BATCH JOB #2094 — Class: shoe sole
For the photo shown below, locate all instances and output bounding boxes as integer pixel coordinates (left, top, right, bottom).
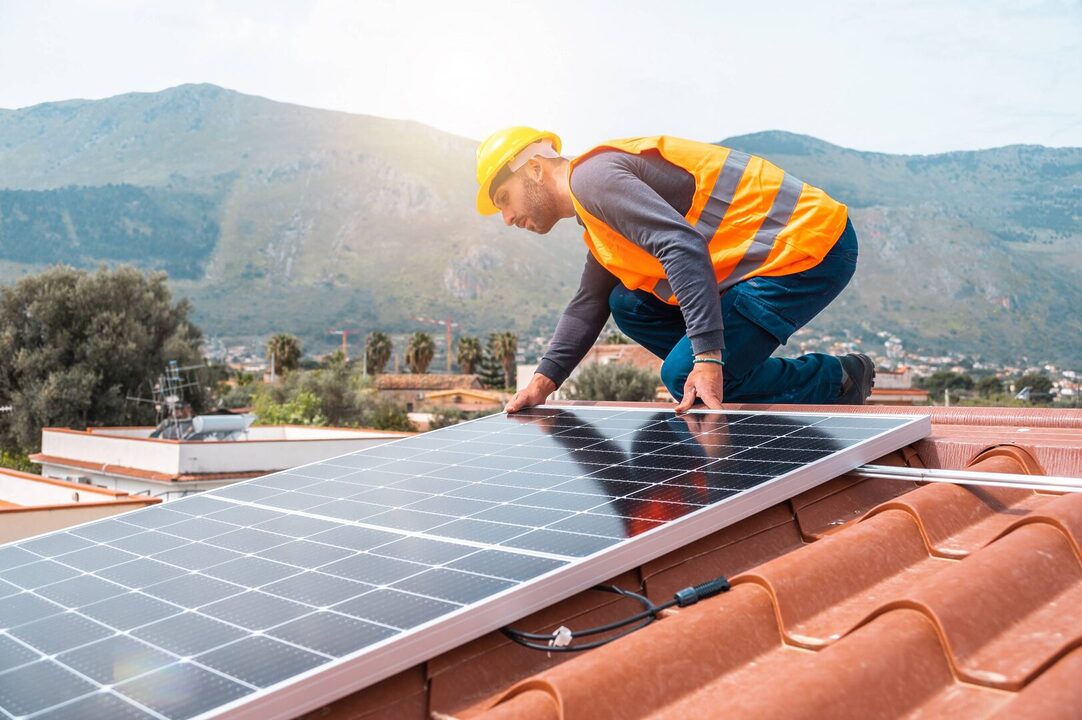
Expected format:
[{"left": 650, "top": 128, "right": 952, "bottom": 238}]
[
  {"left": 842, "top": 353, "right": 876, "bottom": 405},
  {"left": 854, "top": 353, "right": 875, "bottom": 404}
]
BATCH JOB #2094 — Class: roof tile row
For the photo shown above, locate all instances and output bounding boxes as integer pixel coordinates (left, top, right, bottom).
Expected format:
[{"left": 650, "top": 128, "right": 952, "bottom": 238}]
[{"left": 466, "top": 432, "right": 1082, "bottom": 720}]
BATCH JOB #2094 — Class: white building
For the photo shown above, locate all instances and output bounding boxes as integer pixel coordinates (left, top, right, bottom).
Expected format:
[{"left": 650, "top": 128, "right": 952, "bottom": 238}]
[
  {"left": 0, "top": 469, "right": 159, "bottom": 542},
  {"left": 31, "top": 424, "right": 411, "bottom": 501}
]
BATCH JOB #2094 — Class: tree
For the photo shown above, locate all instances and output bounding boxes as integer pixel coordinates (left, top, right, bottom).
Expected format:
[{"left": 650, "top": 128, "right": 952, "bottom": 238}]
[
  {"left": 0, "top": 266, "right": 203, "bottom": 451},
  {"left": 266, "top": 333, "right": 302, "bottom": 377},
  {"left": 919, "top": 370, "right": 974, "bottom": 400},
  {"left": 490, "top": 331, "right": 518, "bottom": 390},
  {"left": 1017, "top": 372, "right": 1055, "bottom": 405},
  {"left": 365, "top": 332, "right": 393, "bottom": 375},
  {"left": 252, "top": 364, "right": 415, "bottom": 431},
  {"left": 976, "top": 376, "right": 1003, "bottom": 398},
  {"left": 477, "top": 347, "right": 505, "bottom": 390},
  {"left": 405, "top": 332, "right": 436, "bottom": 374},
  {"left": 604, "top": 331, "right": 629, "bottom": 345},
  {"left": 253, "top": 390, "right": 326, "bottom": 426},
  {"left": 456, "top": 336, "right": 483, "bottom": 374},
  {"left": 565, "top": 363, "right": 658, "bottom": 402}
]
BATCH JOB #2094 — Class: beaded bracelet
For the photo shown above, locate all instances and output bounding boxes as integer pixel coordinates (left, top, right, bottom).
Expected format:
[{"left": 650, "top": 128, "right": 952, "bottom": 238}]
[{"left": 692, "top": 357, "right": 725, "bottom": 366}]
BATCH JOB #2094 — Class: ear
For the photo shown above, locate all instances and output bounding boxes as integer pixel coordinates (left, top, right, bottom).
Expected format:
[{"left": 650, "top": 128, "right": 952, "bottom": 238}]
[{"left": 526, "top": 157, "right": 545, "bottom": 184}]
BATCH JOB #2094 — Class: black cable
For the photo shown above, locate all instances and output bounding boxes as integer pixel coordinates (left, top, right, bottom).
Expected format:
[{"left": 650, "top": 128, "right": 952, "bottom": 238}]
[{"left": 501, "top": 575, "right": 729, "bottom": 652}]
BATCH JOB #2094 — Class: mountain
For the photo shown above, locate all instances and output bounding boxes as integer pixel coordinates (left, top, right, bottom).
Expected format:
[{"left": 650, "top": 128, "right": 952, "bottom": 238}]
[
  {"left": 0, "top": 85, "right": 1078, "bottom": 365},
  {"left": 721, "top": 131, "right": 1081, "bottom": 365}
]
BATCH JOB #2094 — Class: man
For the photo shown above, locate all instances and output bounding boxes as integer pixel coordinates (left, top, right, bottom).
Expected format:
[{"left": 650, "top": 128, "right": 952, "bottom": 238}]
[{"left": 475, "top": 127, "right": 874, "bottom": 414}]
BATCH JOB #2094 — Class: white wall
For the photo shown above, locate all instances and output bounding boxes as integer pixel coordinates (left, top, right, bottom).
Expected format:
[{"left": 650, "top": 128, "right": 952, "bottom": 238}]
[{"left": 39, "top": 428, "right": 407, "bottom": 476}]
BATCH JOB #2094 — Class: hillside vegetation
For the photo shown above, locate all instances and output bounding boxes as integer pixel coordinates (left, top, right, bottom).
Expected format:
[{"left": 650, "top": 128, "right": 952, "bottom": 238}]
[{"left": 0, "top": 84, "right": 1078, "bottom": 364}]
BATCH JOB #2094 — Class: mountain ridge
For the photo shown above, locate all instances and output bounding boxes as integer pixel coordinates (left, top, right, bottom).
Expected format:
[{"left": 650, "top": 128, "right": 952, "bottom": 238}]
[{"left": 0, "top": 84, "right": 1078, "bottom": 365}]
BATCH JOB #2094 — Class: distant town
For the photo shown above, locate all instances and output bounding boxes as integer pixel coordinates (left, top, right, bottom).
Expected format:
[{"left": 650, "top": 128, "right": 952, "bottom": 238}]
[{"left": 205, "top": 322, "right": 1078, "bottom": 409}]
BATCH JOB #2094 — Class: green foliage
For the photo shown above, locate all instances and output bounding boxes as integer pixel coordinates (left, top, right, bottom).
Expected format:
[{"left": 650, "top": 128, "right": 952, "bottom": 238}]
[
  {"left": 0, "top": 450, "right": 38, "bottom": 474},
  {"left": 918, "top": 371, "right": 975, "bottom": 399},
  {"left": 405, "top": 332, "right": 435, "bottom": 374},
  {"left": 0, "top": 185, "right": 219, "bottom": 278},
  {"left": 1017, "top": 372, "right": 1055, "bottom": 404},
  {"left": 266, "top": 334, "right": 302, "bottom": 376},
  {"left": 251, "top": 364, "right": 415, "bottom": 432},
  {"left": 360, "top": 398, "right": 416, "bottom": 432},
  {"left": 216, "top": 382, "right": 257, "bottom": 410},
  {"left": 253, "top": 390, "right": 326, "bottom": 426},
  {"left": 489, "top": 332, "right": 518, "bottom": 391},
  {"left": 565, "top": 363, "right": 658, "bottom": 402},
  {"left": 456, "top": 336, "right": 482, "bottom": 374},
  {"left": 604, "top": 331, "right": 629, "bottom": 345},
  {"left": 0, "top": 265, "right": 204, "bottom": 452},
  {"left": 477, "top": 346, "right": 505, "bottom": 390},
  {"left": 976, "top": 376, "right": 1003, "bottom": 397},
  {"left": 366, "top": 332, "right": 392, "bottom": 375}
]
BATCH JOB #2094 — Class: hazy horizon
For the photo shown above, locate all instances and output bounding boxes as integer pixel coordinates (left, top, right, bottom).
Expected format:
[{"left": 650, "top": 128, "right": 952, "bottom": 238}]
[{"left": 1, "top": 0, "right": 1079, "bottom": 155}]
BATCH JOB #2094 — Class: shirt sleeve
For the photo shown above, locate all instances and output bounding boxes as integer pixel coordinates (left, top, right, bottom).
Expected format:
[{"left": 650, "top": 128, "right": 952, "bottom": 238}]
[
  {"left": 536, "top": 252, "right": 619, "bottom": 386},
  {"left": 569, "top": 151, "right": 726, "bottom": 354}
]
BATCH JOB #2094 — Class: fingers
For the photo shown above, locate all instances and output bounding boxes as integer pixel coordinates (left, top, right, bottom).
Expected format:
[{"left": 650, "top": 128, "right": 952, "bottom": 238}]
[
  {"left": 504, "top": 392, "right": 525, "bottom": 414},
  {"left": 699, "top": 389, "right": 723, "bottom": 409},
  {"left": 674, "top": 384, "right": 696, "bottom": 414}
]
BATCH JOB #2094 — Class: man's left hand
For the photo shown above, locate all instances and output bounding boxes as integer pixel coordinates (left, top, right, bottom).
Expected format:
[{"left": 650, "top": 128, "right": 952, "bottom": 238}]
[{"left": 675, "top": 356, "right": 724, "bottom": 414}]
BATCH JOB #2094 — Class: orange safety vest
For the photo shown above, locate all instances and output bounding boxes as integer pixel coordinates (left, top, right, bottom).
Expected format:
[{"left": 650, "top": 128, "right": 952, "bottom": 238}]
[{"left": 568, "top": 136, "right": 848, "bottom": 304}]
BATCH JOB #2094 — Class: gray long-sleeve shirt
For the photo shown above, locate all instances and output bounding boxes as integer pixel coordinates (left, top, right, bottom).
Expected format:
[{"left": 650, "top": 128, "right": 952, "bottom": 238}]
[{"left": 536, "top": 149, "right": 726, "bottom": 386}]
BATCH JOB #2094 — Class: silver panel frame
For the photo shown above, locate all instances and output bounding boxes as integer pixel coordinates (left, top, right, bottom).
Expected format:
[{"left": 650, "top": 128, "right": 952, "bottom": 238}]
[{"left": 194, "top": 407, "right": 929, "bottom": 720}]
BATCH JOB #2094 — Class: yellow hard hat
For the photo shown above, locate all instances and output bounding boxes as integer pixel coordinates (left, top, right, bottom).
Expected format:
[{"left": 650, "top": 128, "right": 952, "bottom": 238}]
[{"left": 475, "top": 126, "right": 562, "bottom": 215}]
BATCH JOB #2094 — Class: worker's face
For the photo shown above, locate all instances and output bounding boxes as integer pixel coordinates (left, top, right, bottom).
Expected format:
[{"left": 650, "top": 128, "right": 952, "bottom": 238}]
[{"left": 492, "top": 162, "right": 560, "bottom": 234}]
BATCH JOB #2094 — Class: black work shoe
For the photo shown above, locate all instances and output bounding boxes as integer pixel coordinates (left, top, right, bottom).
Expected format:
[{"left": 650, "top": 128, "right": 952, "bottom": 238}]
[{"left": 838, "top": 353, "right": 875, "bottom": 405}]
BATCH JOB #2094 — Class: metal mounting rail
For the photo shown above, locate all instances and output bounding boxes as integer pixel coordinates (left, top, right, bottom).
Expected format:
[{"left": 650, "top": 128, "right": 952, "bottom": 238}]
[{"left": 853, "top": 464, "right": 1082, "bottom": 494}]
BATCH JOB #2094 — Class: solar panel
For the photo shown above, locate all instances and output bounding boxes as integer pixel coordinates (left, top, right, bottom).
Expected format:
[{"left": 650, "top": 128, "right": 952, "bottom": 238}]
[{"left": 0, "top": 406, "right": 928, "bottom": 719}]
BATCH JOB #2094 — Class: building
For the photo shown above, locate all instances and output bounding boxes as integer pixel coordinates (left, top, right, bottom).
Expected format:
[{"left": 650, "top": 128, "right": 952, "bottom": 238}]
[
  {"left": 293, "top": 402, "right": 1082, "bottom": 719},
  {"left": 30, "top": 424, "right": 410, "bottom": 501},
  {"left": 375, "top": 374, "right": 483, "bottom": 411},
  {"left": 579, "top": 343, "right": 664, "bottom": 374},
  {"left": 0, "top": 469, "right": 158, "bottom": 542},
  {"left": 422, "top": 388, "right": 507, "bottom": 412},
  {"left": 868, "top": 366, "right": 931, "bottom": 405}
]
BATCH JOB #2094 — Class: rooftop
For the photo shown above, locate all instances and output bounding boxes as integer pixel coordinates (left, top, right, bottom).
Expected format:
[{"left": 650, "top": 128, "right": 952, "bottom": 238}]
[
  {"left": 302, "top": 402, "right": 1082, "bottom": 720},
  {"left": 0, "top": 469, "right": 159, "bottom": 542},
  {"left": 30, "top": 424, "right": 411, "bottom": 497},
  {"left": 375, "top": 374, "right": 483, "bottom": 391}
]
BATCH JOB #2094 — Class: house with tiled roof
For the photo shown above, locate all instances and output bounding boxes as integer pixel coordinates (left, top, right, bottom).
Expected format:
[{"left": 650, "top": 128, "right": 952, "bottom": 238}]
[
  {"left": 375, "top": 374, "right": 483, "bottom": 411},
  {"left": 296, "top": 402, "right": 1082, "bottom": 720}
]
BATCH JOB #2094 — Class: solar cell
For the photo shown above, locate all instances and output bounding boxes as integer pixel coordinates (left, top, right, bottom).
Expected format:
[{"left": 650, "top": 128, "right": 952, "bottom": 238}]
[{"left": 0, "top": 406, "right": 927, "bottom": 719}]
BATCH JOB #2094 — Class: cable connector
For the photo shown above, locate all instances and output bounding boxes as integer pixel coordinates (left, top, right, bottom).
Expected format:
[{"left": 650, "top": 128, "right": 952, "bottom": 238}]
[
  {"left": 673, "top": 576, "right": 730, "bottom": 607},
  {"left": 548, "top": 626, "right": 573, "bottom": 649}
]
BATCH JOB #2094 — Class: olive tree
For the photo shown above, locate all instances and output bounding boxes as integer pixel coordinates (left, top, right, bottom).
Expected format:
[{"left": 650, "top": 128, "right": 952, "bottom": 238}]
[{"left": 0, "top": 266, "right": 204, "bottom": 451}]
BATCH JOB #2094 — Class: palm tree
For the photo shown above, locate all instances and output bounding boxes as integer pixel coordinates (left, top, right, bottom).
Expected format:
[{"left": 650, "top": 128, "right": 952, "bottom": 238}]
[
  {"left": 456, "top": 336, "right": 483, "bottom": 374},
  {"left": 365, "top": 332, "right": 393, "bottom": 375},
  {"left": 489, "top": 331, "right": 519, "bottom": 390},
  {"left": 266, "top": 334, "right": 302, "bottom": 377},
  {"left": 405, "top": 332, "right": 436, "bottom": 374}
]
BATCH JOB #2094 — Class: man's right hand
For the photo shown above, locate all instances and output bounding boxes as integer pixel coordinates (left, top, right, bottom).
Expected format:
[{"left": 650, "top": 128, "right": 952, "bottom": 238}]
[{"left": 505, "top": 373, "right": 557, "bottom": 413}]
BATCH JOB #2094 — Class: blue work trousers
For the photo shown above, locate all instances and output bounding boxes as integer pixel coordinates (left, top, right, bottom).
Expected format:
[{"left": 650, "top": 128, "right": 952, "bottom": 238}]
[{"left": 609, "top": 219, "right": 859, "bottom": 404}]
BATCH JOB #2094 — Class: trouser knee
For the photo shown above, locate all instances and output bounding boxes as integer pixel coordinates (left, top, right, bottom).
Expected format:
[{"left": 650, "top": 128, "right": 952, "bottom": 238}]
[{"left": 660, "top": 356, "right": 688, "bottom": 401}]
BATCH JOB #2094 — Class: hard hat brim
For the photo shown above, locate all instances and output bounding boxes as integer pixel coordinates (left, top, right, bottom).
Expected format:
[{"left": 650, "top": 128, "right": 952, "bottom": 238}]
[{"left": 476, "top": 180, "right": 500, "bottom": 216}]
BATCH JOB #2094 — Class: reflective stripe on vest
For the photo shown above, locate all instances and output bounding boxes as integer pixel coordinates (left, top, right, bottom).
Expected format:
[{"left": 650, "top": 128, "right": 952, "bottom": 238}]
[{"left": 569, "top": 137, "right": 848, "bottom": 305}]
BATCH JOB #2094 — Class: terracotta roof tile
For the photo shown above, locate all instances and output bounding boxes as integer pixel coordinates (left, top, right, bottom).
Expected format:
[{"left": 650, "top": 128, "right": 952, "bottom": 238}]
[
  {"left": 452, "top": 407, "right": 1082, "bottom": 720},
  {"left": 986, "top": 647, "right": 1082, "bottom": 720},
  {"left": 302, "top": 404, "right": 1081, "bottom": 719},
  {"left": 374, "top": 374, "right": 481, "bottom": 390}
]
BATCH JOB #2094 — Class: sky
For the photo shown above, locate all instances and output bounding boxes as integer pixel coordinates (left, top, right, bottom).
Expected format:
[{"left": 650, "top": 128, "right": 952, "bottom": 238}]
[{"left": 1, "top": 0, "right": 1079, "bottom": 155}]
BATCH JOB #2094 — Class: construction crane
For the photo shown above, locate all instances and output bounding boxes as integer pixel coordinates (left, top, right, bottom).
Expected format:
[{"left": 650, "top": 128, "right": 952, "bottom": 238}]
[
  {"left": 327, "top": 329, "right": 361, "bottom": 361},
  {"left": 415, "top": 316, "right": 459, "bottom": 372}
]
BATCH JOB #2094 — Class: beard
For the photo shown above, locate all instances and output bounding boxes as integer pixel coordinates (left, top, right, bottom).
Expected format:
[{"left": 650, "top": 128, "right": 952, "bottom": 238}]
[{"left": 521, "top": 174, "right": 560, "bottom": 234}]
